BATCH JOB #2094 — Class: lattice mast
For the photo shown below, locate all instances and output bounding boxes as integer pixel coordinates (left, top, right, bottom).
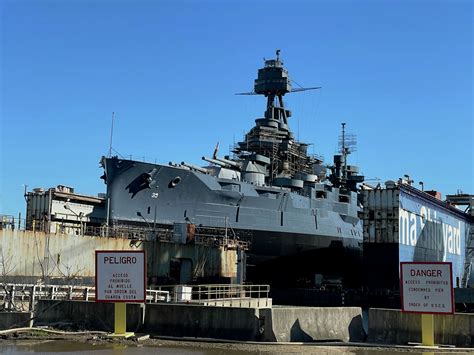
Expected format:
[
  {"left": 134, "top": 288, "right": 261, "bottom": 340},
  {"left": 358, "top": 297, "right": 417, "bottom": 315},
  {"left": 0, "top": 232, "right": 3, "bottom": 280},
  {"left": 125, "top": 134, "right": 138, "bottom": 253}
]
[{"left": 330, "top": 123, "right": 363, "bottom": 192}]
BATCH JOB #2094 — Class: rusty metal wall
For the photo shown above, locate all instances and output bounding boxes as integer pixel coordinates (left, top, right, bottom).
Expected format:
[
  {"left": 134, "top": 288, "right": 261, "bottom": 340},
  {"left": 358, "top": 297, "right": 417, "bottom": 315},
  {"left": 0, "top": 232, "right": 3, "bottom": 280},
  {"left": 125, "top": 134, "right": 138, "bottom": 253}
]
[
  {"left": 25, "top": 190, "right": 51, "bottom": 230},
  {"left": 0, "top": 230, "right": 236, "bottom": 282},
  {"left": 362, "top": 188, "right": 400, "bottom": 243}
]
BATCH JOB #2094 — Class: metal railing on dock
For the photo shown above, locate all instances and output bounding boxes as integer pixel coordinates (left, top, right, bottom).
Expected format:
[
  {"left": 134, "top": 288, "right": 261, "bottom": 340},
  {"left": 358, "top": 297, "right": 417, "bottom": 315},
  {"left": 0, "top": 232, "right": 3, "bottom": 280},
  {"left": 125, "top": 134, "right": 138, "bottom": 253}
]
[
  {"left": 1, "top": 283, "right": 270, "bottom": 312},
  {"left": 151, "top": 284, "right": 271, "bottom": 308},
  {"left": 0, "top": 284, "right": 169, "bottom": 312}
]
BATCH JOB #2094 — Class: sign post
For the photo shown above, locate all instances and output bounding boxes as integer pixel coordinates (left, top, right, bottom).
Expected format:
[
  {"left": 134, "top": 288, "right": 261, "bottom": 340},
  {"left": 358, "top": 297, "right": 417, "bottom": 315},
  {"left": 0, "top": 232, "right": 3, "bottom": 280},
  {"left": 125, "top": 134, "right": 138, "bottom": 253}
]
[
  {"left": 400, "top": 262, "right": 454, "bottom": 347},
  {"left": 96, "top": 250, "right": 146, "bottom": 338},
  {"left": 421, "top": 314, "right": 434, "bottom": 346}
]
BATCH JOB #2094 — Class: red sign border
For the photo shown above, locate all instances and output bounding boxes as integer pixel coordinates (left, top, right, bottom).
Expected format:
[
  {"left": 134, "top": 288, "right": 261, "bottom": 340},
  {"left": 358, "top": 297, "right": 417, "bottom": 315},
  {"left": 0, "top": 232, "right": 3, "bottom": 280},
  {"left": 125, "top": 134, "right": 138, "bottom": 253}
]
[
  {"left": 95, "top": 250, "right": 147, "bottom": 303},
  {"left": 400, "top": 261, "right": 454, "bottom": 315}
]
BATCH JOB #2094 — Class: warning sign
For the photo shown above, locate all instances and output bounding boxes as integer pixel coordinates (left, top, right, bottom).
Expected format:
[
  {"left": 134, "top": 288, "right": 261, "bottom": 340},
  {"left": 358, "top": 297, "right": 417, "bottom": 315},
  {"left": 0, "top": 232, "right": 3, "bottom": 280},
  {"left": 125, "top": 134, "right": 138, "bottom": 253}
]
[
  {"left": 95, "top": 251, "right": 146, "bottom": 303},
  {"left": 400, "top": 262, "right": 454, "bottom": 314}
]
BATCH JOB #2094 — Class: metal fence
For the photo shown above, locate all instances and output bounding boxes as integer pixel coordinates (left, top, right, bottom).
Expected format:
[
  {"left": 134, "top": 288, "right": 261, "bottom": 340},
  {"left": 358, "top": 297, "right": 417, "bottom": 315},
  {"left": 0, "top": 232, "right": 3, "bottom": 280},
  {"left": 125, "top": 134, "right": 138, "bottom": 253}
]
[
  {"left": 1, "top": 283, "right": 270, "bottom": 311},
  {"left": 0, "top": 284, "right": 169, "bottom": 312},
  {"left": 151, "top": 284, "right": 271, "bottom": 308},
  {"left": 0, "top": 219, "right": 250, "bottom": 250},
  {"left": 0, "top": 215, "right": 25, "bottom": 231},
  {"left": 83, "top": 225, "right": 173, "bottom": 240}
]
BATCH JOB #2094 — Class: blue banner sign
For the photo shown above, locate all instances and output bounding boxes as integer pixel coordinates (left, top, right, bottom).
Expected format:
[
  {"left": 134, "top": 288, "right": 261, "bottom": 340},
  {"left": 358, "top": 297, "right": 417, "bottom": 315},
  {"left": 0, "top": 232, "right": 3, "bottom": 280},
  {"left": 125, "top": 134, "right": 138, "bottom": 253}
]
[{"left": 398, "top": 190, "right": 469, "bottom": 282}]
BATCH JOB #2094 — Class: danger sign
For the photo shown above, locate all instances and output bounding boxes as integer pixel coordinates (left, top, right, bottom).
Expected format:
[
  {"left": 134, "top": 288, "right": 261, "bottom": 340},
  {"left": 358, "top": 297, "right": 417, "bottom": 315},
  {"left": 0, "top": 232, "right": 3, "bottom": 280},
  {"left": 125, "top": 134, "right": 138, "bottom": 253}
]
[
  {"left": 96, "top": 250, "right": 146, "bottom": 302},
  {"left": 400, "top": 262, "right": 454, "bottom": 314}
]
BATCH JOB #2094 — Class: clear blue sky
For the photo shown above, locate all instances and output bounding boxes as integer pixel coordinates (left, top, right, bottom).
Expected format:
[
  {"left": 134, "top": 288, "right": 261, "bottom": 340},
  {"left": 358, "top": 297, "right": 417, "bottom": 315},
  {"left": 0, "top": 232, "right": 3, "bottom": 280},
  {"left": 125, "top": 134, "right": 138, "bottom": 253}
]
[{"left": 1, "top": 0, "right": 472, "bottom": 217}]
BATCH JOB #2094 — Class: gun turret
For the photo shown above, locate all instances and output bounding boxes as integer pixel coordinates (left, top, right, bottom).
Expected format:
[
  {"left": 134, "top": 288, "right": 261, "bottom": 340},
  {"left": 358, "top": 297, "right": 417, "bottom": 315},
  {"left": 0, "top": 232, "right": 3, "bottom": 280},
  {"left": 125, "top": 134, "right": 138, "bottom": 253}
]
[
  {"left": 169, "top": 162, "right": 192, "bottom": 170},
  {"left": 180, "top": 162, "right": 208, "bottom": 174},
  {"left": 202, "top": 156, "right": 234, "bottom": 169},
  {"left": 213, "top": 157, "right": 241, "bottom": 169}
]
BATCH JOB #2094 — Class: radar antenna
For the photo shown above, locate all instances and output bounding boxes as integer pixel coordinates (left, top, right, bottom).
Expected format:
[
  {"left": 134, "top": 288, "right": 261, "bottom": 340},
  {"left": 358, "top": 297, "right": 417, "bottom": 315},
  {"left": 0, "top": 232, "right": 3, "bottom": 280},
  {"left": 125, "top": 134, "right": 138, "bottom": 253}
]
[
  {"left": 338, "top": 122, "right": 357, "bottom": 180},
  {"left": 108, "top": 112, "right": 115, "bottom": 158},
  {"left": 339, "top": 123, "right": 357, "bottom": 157},
  {"left": 329, "top": 123, "right": 363, "bottom": 192}
]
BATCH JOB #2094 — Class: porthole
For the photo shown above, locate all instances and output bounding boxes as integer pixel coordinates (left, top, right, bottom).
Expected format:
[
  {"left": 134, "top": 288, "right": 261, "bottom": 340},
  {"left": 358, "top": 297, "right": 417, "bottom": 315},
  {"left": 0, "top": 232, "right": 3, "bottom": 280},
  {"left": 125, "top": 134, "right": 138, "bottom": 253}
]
[{"left": 168, "top": 176, "right": 181, "bottom": 188}]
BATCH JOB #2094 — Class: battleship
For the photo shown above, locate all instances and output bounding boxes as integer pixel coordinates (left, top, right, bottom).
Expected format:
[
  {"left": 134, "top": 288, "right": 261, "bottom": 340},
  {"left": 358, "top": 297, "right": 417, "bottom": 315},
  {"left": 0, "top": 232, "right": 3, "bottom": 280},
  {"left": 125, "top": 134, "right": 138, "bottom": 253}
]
[{"left": 101, "top": 51, "right": 366, "bottom": 286}]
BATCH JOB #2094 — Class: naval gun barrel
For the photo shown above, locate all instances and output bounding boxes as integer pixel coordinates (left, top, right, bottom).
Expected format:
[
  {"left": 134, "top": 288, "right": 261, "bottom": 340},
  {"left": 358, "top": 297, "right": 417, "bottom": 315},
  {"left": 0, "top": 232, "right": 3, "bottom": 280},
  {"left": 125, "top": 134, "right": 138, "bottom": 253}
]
[
  {"left": 169, "top": 162, "right": 190, "bottom": 170},
  {"left": 180, "top": 162, "right": 208, "bottom": 174},
  {"left": 213, "top": 157, "right": 241, "bottom": 169},
  {"left": 202, "top": 156, "right": 233, "bottom": 168}
]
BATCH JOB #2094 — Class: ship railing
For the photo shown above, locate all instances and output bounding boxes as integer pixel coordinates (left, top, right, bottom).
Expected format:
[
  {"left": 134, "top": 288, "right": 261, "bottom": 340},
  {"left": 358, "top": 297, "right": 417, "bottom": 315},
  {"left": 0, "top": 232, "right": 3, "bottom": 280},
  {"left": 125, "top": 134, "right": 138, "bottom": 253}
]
[
  {"left": 84, "top": 225, "right": 247, "bottom": 247},
  {"left": 193, "top": 233, "right": 250, "bottom": 250},
  {"left": 82, "top": 225, "right": 174, "bottom": 241},
  {"left": 110, "top": 154, "right": 159, "bottom": 164},
  {"left": 0, "top": 283, "right": 170, "bottom": 312},
  {"left": 308, "top": 153, "right": 325, "bottom": 162},
  {"left": 150, "top": 284, "right": 271, "bottom": 308},
  {"left": 0, "top": 215, "right": 26, "bottom": 231},
  {"left": 83, "top": 224, "right": 250, "bottom": 249},
  {"left": 192, "top": 224, "right": 250, "bottom": 249},
  {"left": 2, "top": 221, "right": 250, "bottom": 250}
]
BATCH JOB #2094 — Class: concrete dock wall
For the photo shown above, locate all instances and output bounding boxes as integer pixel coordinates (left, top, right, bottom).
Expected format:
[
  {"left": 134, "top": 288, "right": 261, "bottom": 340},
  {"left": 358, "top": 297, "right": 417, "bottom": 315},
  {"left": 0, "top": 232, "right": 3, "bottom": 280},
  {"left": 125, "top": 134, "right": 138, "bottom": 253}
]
[
  {"left": 6, "top": 302, "right": 474, "bottom": 346},
  {"left": 368, "top": 308, "right": 474, "bottom": 347},
  {"left": 35, "top": 300, "right": 143, "bottom": 332},
  {"left": 0, "top": 230, "right": 236, "bottom": 284},
  {"left": 0, "top": 230, "right": 138, "bottom": 282},
  {"left": 0, "top": 312, "right": 33, "bottom": 330},
  {"left": 144, "top": 303, "right": 262, "bottom": 341},
  {"left": 30, "top": 301, "right": 366, "bottom": 343},
  {"left": 261, "top": 307, "right": 365, "bottom": 342}
]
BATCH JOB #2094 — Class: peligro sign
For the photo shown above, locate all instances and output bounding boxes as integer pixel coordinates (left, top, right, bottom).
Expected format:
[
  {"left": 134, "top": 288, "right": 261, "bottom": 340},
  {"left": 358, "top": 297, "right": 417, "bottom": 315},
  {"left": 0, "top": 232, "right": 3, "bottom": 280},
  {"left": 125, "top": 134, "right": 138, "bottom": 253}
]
[
  {"left": 96, "top": 251, "right": 146, "bottom": 303},
  {"left": 400, "top": 262, "right": 454, "bottom": 314}
]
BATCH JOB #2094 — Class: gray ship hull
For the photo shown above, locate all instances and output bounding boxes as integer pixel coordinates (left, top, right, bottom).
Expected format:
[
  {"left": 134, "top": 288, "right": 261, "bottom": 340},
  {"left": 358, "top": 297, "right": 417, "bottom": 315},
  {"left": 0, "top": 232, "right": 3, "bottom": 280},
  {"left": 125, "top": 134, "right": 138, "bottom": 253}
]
[{"left": 103, "top": 158, "right": 363, "bottom": 273}]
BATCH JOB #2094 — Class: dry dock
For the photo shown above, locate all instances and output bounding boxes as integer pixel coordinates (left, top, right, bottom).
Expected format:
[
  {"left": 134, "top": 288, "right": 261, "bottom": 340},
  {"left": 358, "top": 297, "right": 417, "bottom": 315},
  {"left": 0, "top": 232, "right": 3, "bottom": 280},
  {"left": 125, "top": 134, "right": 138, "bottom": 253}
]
[{"left": 0, "top": 228, "right": 242, "bottom": 285}]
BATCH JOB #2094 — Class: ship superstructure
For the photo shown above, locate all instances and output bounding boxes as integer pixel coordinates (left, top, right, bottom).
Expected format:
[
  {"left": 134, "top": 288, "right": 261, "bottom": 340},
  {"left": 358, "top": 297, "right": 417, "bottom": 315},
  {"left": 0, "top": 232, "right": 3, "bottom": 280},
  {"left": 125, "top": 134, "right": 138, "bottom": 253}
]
[{"left": 101, "top": 51, "right": 365, "bottom": 286}]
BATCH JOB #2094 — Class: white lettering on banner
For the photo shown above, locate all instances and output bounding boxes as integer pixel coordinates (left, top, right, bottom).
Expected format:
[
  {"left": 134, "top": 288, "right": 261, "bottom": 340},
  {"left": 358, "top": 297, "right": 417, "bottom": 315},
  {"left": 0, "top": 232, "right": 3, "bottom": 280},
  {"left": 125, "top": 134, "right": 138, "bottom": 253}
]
[
  {"left": 409, "top": 213, "right": 417, "bottom": 246},
  {"left": 399, "top": 207, "right": 462, "bottom": 257}
]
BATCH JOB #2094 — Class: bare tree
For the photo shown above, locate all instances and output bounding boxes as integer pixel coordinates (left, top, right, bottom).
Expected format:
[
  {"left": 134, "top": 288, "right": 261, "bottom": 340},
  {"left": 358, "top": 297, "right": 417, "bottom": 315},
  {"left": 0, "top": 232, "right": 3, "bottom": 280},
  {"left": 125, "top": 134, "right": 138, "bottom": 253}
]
[{"left": 0, "top": 249, "right": 17, "bottom": 311}]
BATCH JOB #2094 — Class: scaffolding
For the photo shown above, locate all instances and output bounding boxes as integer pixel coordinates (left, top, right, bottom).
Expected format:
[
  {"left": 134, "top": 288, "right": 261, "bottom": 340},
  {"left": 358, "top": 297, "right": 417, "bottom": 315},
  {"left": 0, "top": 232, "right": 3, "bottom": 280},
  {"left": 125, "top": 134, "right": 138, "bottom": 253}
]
[{"left": 233, "top": 125, "right": 322, "bottom": 183}]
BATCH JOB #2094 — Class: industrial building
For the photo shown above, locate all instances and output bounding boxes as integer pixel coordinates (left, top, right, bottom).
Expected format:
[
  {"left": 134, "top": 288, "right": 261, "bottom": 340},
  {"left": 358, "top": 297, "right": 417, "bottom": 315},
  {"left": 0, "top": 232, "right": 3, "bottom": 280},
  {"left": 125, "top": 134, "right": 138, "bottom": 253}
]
[{"left": 25, "top": 185, "right": 106, "bottom": 235}]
